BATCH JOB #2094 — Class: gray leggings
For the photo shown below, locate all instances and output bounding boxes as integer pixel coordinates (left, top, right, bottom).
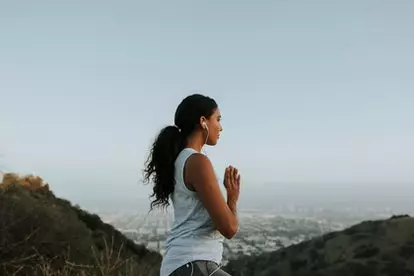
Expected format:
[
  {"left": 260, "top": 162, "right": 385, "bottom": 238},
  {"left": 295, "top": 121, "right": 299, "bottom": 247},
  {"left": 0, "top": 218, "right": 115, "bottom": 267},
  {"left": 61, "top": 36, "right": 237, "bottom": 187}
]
[{"left": 170, "top": 260, "right": 231, "bottom": 276}]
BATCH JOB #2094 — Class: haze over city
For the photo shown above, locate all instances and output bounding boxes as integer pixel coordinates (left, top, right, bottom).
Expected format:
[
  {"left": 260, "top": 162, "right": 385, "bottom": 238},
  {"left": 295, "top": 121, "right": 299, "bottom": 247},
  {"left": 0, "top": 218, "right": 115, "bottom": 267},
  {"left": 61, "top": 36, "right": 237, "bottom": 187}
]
[{"left": 1, "top": 0, "right": 413, "bottom": 212}]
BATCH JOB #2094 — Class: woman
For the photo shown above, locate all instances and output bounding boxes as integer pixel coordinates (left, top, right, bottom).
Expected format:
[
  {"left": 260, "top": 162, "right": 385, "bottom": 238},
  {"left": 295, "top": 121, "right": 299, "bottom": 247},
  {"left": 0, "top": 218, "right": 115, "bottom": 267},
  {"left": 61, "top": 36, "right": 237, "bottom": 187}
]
[{"left": 144, "top": 94, "right": 241, "bottom": 276}]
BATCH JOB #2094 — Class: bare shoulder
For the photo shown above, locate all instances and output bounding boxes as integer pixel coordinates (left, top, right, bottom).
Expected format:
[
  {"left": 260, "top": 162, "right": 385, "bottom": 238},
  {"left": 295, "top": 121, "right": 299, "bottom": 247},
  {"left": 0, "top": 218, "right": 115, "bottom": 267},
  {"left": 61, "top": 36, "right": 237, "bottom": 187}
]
[
  {"left": 186, "top": 152, "right": 212, "bottom": 170},
  {"left": 185, "top": 153, "right": 218, "bottom": 191}
]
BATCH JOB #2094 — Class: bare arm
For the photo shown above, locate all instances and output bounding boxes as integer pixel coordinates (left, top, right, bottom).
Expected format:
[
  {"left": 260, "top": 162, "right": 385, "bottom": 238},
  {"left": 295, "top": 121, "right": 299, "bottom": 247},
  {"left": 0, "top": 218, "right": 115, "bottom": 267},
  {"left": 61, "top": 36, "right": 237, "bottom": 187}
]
[{"left": 185, "top": 153, "right": 238, "bottom": 239}]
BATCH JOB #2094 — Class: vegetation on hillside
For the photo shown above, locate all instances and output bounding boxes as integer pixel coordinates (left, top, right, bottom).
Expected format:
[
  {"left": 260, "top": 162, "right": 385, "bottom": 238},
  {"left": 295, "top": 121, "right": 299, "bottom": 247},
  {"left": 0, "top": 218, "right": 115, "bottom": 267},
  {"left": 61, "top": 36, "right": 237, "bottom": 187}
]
[
  {"left": 0, "top": 173, "right": 161, "bottom": 276},
  {"left": 225, "top": 214, "right": 414, "bottom": 276},
  {"left": 3, "top": 172, "right": 414, "bottom": 276}
]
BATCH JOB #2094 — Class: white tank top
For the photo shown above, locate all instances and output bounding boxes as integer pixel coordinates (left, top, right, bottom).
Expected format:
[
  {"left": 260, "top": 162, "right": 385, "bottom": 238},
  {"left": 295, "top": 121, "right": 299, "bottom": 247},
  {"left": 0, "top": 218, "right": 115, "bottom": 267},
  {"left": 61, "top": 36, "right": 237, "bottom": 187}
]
[{"left": 160, "top": 148, "right": 224, "bottom": 276}]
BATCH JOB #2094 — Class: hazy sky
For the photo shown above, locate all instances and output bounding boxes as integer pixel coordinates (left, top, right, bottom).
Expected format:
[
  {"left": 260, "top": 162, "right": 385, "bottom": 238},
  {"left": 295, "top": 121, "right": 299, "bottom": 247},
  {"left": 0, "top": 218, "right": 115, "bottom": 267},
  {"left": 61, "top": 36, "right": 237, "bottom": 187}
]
[{"left": 1, "top": 1, "right": 413, "bottom": 207}]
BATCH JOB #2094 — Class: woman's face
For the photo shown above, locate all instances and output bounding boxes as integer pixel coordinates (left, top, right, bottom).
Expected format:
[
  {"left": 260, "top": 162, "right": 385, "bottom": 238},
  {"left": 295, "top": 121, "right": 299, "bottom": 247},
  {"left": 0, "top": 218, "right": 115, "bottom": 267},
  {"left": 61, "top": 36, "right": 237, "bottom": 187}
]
[{"left": 205, "top": 108, "right": 223, "bottom": 146}]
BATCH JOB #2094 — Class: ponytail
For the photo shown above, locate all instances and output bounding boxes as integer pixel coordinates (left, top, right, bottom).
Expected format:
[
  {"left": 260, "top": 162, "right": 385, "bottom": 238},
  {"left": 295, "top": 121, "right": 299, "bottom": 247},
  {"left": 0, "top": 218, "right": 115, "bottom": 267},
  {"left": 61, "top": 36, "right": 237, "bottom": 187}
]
[{"left": 143, "top": 125, "right": 184, "bottom": 209}]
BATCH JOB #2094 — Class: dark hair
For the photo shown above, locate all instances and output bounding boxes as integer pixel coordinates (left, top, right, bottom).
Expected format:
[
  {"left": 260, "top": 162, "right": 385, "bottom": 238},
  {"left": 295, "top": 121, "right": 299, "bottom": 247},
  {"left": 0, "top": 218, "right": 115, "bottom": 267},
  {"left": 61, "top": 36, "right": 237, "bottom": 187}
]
[{"left": 143, "top": 94, "right": 218, "bottom": 209}]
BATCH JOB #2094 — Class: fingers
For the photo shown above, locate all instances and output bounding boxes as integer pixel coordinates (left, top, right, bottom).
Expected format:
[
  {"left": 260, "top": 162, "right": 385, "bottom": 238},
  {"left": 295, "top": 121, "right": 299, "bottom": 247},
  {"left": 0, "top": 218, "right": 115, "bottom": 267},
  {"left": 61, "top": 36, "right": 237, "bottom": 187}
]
[
  {"left": 224, "top": 167, "right": 230, "bottom": 187},
  {"left": 233, "top": 167, "right": 238, "bottom": 181},
  {"left": 225, "top": 165, "right": 240, "bottom": 186}
]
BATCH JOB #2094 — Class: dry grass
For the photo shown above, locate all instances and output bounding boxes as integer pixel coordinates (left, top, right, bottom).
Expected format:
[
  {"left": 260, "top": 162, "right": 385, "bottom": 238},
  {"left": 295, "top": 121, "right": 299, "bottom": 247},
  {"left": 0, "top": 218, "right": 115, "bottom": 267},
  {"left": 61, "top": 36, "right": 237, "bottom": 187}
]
[
  {"left": 0, "top": 225, "right": 156, "bottom": 276},
  {"left": 1, "top": 240, "right": 145, "bottom": 275},
  {"left": 0, "top": 173, "right": 161, "bottom": 276}
]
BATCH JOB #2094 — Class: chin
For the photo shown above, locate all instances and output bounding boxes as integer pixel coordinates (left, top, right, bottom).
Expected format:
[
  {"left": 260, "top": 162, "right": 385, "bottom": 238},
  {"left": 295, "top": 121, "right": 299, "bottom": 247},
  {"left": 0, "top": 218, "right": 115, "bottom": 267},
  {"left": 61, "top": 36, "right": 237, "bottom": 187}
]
[{"left": 207, "top": 140, "right": 218, "bottom": 146}]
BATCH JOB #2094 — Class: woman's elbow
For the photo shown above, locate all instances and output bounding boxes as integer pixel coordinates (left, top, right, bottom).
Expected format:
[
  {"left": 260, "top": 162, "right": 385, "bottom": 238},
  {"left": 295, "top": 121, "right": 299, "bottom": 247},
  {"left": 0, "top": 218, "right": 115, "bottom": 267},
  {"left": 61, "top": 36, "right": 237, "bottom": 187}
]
[{"left": 221, "top": 224, "right": 238, "bottom": 239}]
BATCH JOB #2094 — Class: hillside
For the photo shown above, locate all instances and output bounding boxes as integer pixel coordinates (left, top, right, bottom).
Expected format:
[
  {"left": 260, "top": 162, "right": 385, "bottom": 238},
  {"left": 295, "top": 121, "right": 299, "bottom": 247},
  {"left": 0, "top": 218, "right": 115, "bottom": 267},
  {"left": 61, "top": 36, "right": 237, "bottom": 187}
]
[
  {"left": 225, "top": 215, "right": 414, "bottom": 276},
  {"left": 0, "top": 173, "right": 161, "bottom": 276},
  {"left": 3, "top": 173, "right": 414, "bottom": 276}
]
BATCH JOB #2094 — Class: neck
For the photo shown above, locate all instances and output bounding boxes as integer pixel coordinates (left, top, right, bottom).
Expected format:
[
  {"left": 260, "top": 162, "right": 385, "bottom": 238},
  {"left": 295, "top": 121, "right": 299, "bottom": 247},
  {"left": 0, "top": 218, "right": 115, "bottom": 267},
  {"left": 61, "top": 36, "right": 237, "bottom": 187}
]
[{"left": 185, "top": 131, "right": 206, "bottom": 152}]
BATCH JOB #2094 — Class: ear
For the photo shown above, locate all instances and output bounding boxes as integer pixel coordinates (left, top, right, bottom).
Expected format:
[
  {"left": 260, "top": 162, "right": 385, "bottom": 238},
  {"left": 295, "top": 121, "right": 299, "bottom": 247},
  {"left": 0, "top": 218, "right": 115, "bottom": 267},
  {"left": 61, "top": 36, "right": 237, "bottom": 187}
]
[{"left": 199, "top": 116, "right": 207, "bottom": 129}]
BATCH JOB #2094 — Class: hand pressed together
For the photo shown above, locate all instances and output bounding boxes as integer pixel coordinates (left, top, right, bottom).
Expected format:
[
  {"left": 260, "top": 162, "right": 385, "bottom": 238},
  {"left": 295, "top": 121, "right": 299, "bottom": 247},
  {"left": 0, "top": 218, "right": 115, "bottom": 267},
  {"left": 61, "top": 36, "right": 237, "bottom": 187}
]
[{"left": 223, "top": 165, "right": 241, "bottom": 202}]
